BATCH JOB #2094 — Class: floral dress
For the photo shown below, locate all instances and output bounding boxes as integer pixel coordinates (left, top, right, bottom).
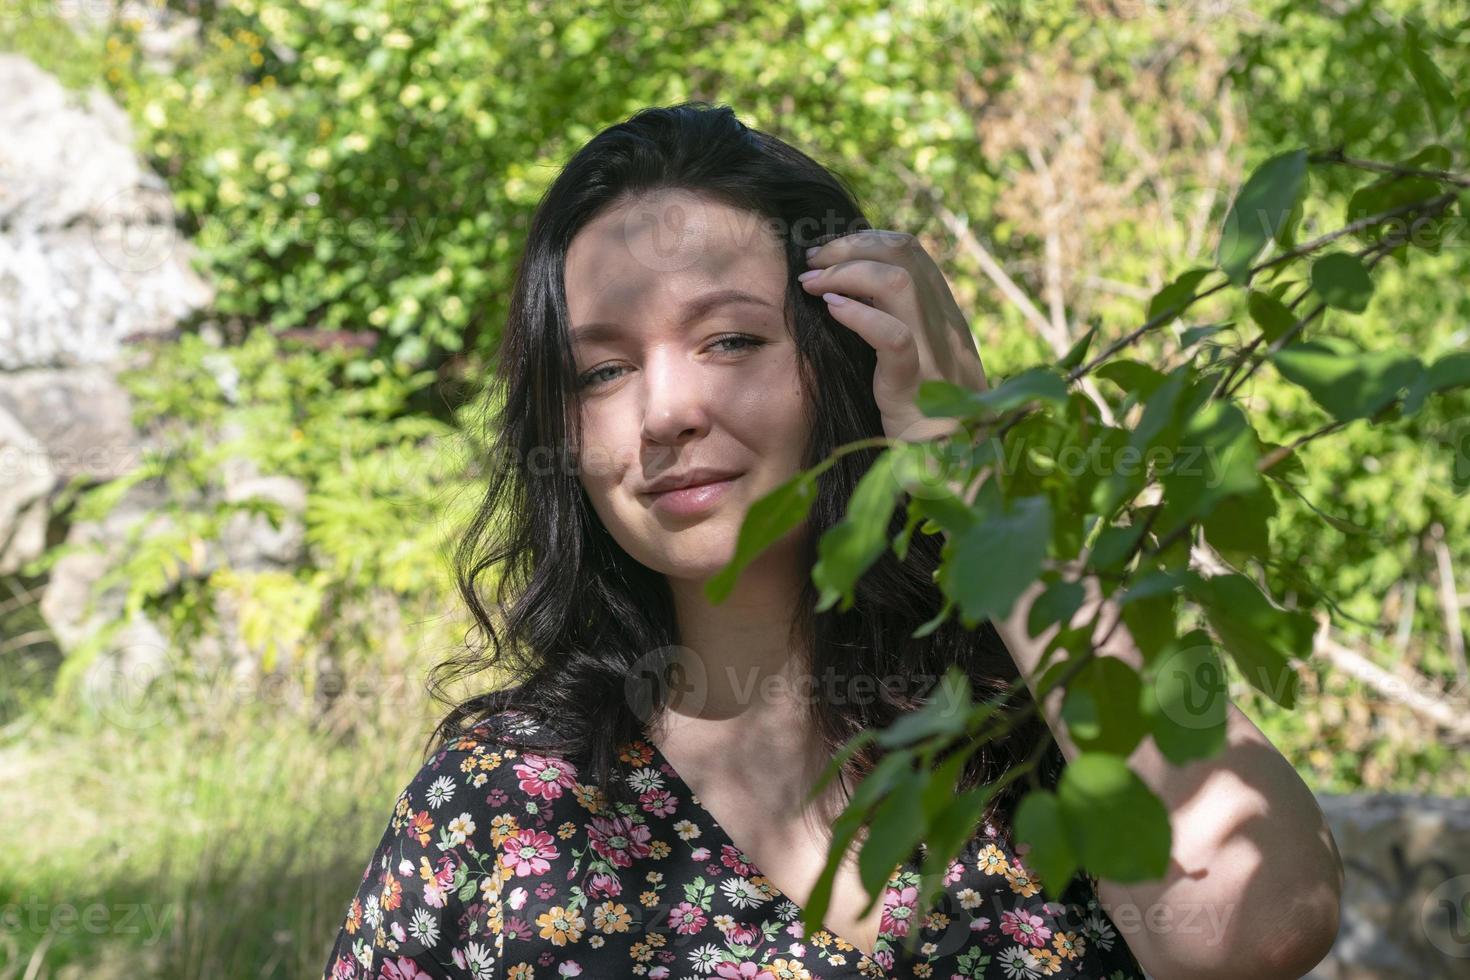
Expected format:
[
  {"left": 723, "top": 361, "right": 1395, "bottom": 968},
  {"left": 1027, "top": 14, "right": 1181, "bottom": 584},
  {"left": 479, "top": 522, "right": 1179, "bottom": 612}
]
[{"left": 322, "top": 711, "right": 1148, "bottom": 980}]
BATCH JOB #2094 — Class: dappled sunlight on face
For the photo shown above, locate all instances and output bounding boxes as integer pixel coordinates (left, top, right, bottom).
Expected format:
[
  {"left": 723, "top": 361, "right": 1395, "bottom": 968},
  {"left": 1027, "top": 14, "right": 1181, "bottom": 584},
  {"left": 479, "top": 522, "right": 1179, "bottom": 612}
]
[{"left": 564, "top": 190, "right": 812, "bottom": 582}]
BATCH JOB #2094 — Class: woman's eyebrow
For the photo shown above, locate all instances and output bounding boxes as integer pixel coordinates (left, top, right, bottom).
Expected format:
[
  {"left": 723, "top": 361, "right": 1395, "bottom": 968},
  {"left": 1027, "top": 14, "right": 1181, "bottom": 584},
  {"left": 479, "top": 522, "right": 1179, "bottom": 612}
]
[{"left": 571, "top": 288, "right": 775, "bottom": 344}]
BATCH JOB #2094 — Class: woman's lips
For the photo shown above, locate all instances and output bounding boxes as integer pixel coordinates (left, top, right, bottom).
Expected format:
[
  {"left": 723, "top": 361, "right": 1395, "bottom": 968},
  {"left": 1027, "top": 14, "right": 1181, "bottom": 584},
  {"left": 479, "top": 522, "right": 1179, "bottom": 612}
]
[{"left": 644, "top": 475, "right": 740, "bottom": 517}]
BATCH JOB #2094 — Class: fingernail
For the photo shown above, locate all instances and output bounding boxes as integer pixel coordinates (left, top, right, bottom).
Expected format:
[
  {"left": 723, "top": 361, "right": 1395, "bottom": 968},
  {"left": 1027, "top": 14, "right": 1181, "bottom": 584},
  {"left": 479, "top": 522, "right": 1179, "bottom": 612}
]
[
  {"left": 822, "top": 292, "right": 847, "bottom": 305},
  {"left": 797, "top": 269, "right": 821, "bottom": 282},
  {"left": 806, "top": 245, "right": 820, "bottom": 258}
]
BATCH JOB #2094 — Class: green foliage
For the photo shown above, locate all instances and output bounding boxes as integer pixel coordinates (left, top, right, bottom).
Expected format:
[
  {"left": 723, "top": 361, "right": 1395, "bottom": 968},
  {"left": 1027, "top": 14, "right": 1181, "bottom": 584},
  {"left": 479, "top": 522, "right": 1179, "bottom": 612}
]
[
  {"left": 48, "top": 329, "right": 485, "bottom": 707},
  {"left": 710, "top": 11, "right": 1470, "bottom": 925},
  {"left": 6, "top": 2, "right": 1470, "bottom": 970}
]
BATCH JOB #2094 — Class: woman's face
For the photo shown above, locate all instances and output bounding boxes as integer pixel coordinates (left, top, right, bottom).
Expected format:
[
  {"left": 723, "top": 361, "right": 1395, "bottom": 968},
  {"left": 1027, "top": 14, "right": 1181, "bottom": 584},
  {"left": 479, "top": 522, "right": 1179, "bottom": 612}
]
[{"left": 564, "top": 189, "right": 812, "bottom": 582}]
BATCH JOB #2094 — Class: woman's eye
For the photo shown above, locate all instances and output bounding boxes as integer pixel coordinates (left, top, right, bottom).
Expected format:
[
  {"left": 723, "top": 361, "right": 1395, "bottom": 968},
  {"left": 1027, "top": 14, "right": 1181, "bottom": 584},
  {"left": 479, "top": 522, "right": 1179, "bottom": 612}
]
[
  {"left": 709, "top": 333, "right": 764, "bottom": 353},
  {"left": 577, "top": 364, "right": 624, "bottom": 389},
  {"left": 573, "top": 337, "right": 764, "bottom": 390}
]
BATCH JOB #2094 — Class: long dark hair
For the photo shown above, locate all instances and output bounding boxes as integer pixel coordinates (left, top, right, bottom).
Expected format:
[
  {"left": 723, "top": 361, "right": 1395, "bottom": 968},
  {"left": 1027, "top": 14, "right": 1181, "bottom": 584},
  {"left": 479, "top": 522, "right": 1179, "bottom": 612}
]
[{"left": 426, "top": 101, "right": 1064, "bottom": 843}]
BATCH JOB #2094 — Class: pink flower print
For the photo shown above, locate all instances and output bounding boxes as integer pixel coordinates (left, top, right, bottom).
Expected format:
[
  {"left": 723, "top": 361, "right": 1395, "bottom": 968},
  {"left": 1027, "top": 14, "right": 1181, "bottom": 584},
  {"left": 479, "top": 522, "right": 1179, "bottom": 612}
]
[
  {"left": 719, "top": 843, "right": 755, "bottom": 876},
  {"left": 535, "top": 881, "right": 555, "bottom": 900},
  {"left": 943, "top": 859, "right": 964, "bottom": 886},
  {"left": 503, "top": 916, "right": 532, "bottom": 940},
  {"left": 559, "top": 965, "right": 584, "bottom": 978},
  {"left": 514, "top": 753, "right": 579, "bottom": 801},
  {"left": 329, "top": 956, "right": 356, "bottom": 979},
  {"left": 586, "top": 871, "right": 622, "bottom": 899},
  {"left": 487, "top": 787, "right": 508, "bottom": 806},
  {"left": 648, "top": 968, "right": 670, "bottom": 979},
  {"left": 380, "top": 956, "right": 430, "bottom": 979},
  {"left": 588, "top": 814, "right": 653, "bottom": 868},
  {"left": 640, "top": 787, "right": 677, "bottom": 817},
  {"left": 882, "top": 884, "right": 918, "bottom": 938},
  {"left": 669, "top": 901, "right": 708, "bottom": 935},
  {"left": 501, "top": 828, "right": 560, "bottom": 876},
  {"left": 423, "top": 856, "right": 456, "bottom": 908},
  {"left": 714, "top": 963, "right": 761, "bottom": 979},
  {"left": 724, "top": 922, "right": 762, "bottom": 946},
  {"left": 1000, "top": 908, "right": 1052, "bottom": 948},
  {"left": 690, "top": 847, "right": 711, "bottom": 861},
  {"left": 874, "top": 949, "right": 894, "bottom": 970}
]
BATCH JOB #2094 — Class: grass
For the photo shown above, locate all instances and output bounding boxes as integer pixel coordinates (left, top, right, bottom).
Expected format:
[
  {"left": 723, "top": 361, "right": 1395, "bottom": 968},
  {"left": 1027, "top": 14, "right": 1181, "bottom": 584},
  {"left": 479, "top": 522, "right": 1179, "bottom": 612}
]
[{"left": 0, "top": 689, "right": 447, "bottom": 980}]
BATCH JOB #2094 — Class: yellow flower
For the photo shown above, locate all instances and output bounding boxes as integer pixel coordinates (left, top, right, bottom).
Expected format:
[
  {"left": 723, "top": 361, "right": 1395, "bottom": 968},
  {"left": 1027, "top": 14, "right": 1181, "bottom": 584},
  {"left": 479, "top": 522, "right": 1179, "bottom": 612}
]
[
  {"left": 1052, "top": 930, "right": 1085, "bottom": 959},
  {"left": 1033, "top": 947, "right": 1063, "bottom": 975},
  {"left": 536, "top": 906, "right": 585, "bottom": 946},
  {"left": 976, "top": 844, "right": 1010, "bottom": 875},
  {"left": 639, "top": 890, "right": 658, "bottom": 907},
  {"left": 760, "top": 959, "right": 811, "bottom": 980},
  {"left": 490, "top": 814, "right": 519, "bottom": 847},
  {"left": 593, "top": 902, "right": 632, "bottom": 933},
  {"left": 1004, "top": 864, "right": 1042, "bottom": 898},
  {"left": 507, "top": 965, "right": 534, "bottom": 980}
]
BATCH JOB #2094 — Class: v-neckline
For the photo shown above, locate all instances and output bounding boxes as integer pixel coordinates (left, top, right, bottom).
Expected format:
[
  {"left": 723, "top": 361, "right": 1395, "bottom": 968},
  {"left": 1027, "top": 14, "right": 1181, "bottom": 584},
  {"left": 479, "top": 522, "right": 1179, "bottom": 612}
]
[{"left": 634, "top": 729, "right": 914, "bottom": 967}]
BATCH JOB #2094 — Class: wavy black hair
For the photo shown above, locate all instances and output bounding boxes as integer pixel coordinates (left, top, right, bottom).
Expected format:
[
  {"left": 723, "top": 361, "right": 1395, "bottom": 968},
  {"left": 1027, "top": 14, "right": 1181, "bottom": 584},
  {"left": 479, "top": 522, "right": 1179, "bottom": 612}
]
[{"left": 426, "top": 100, "right": 1065, "bottom": 847}]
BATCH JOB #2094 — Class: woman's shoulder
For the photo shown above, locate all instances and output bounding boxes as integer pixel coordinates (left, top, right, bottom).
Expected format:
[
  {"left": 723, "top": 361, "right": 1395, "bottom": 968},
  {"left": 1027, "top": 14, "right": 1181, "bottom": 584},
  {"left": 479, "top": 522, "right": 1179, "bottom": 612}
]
[
  {"left": 320, "top": 711, "right": 592, "bottom": 980},
  {"left": 414, "top": 709, "right": 589, "bottom": 810}
]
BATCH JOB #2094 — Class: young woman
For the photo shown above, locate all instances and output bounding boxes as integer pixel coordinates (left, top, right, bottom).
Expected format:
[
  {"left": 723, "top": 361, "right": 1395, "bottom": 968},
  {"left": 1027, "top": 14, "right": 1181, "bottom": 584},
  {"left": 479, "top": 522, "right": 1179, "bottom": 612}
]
[{"left": 323, "top": 102, "right": 1342, "bottom": 980}]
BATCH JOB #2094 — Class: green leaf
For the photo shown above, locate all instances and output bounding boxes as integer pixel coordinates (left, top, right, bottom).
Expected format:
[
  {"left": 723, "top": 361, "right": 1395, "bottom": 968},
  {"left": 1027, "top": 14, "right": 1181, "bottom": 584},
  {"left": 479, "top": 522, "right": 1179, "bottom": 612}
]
[
  {"left": 1404, "top": 20, "right": 1457, "bottom": 136},
  {"left": 706, "top": 467, "right": 823, "bottom": 603},
  {"left": 1027, "top": 579, "right": 1086, "bottom": 639},
  {"left": 1426, "top": 351, "right": 1470, "bottom": 393},
  {"left": 1217, "top": 148, "right": 1308, "bottom": 283},
  {"left": 857, "top": 768, "right": 926, "bottom": 900},
  {"left": 1095, "top": 360, "right": 1168, "bottom": 399},
  {"left": 1087, "top": 520, "right": 1149, "bottom": 571},
  {"left": 1142, "top": 629, "right": 1230, "bottom": 765},
  {"left": 1147, "top": 267, "right": 1213, "bottom": 327},
  {"left": 1058, "top": 322, "right": 1098, "bottom": 371},
  {"left": 1190, "top": 573, "right": 1312, "bottom": 709},
  {"left": 1247, "top": 290, "right": 1297, "bottom": 343},
  {"left": 1056, "top": 753, "right": 1171, "bottom": 882},
  {"left": 1158, "top": 400, "right": 1261, "bottom": 530},
  {"left": 1346, "top": 175, "right": 1446, "bottom": 249},
  {"left": 802, "top": 751, "right": 909, "bottom": 936},
  {"left": 1201, "top": 482, "right": 1276, "bottom": 564},
  {"left": 813, "top": 451, "right": 903, "bottom": 612},
  {"left": 917, "top": 364, "right": 1070, "bottom": 417},
  {"left": 1061, "top": 656, "right": 1147, "bottom": 756},
  {"left": 972, "top": 368, "right": 1069, "bottom": 414},
  {"left": 1013, "top": 790, "right": 1078, "bottom": 900},
  {"left": 939, "top": 495, "right": 1052, "bottom": 626},
  {"left": 1309, "top": 252, "right": 1374, "bottom": 313},
  {"left": 919, "top": 784, "right": 995, "bottom": 908},
  {"left": 1271, "top": 338, "right": 1423, "bottom": 421},
  {"left": 877, "top": 667, "right": 971, "bottom": 747},
  {"left": 1179, "top": 322, "right": 1234, "bottom": 350}
]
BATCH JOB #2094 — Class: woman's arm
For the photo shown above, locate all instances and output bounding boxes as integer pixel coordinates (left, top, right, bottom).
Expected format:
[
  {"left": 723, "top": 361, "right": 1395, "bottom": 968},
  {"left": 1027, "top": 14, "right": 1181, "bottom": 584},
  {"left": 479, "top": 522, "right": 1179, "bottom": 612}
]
[{"left": 992, "top": 573, "right": 1345, "bottom": 980}]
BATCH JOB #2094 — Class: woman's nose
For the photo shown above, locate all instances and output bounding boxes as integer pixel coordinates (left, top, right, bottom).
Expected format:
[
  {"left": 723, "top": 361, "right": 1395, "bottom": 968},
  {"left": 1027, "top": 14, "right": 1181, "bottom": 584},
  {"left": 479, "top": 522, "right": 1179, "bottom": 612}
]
[{"left": 639, "top": 357, "right": 710, "bottom": 446}]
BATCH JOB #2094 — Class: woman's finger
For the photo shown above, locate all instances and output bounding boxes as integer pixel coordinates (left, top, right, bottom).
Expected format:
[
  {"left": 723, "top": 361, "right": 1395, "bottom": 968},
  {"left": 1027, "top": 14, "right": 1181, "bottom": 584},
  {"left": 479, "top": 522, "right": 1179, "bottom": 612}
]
[{"left": 820, "top": 292, "right": 920, "bottom": 389}]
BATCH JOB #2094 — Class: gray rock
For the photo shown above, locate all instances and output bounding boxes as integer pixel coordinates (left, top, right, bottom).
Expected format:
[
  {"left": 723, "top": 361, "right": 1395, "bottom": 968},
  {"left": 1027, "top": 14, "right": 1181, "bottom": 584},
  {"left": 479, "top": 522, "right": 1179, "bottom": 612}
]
[
  {"left": 0, "top": 365, "right": 142, "bottom": 481},
  {"left": 0, "top": 54, "right": 212, "bottom": 370},
  {"left": 0, "top": 404, "right": 58, "bottom": 574}
]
